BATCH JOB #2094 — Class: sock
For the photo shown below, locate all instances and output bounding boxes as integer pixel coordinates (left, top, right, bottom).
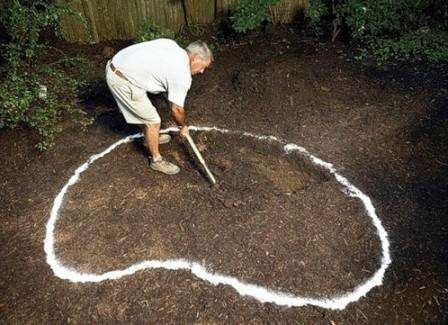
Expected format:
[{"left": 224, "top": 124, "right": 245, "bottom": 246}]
[{"left": 152, "top": 155, "right": 162, "bottom": 162}]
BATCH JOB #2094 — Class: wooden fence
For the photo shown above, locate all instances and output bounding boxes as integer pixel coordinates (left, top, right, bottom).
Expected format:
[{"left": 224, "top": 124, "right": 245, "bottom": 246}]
[{"left": 60, "top": 0, "right": 308, "bottom": 43}]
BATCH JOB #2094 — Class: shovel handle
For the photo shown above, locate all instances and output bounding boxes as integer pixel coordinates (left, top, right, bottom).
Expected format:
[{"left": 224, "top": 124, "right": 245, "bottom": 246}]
[{"left": 185, "top": 133, "right": 217, "bottom": 185}]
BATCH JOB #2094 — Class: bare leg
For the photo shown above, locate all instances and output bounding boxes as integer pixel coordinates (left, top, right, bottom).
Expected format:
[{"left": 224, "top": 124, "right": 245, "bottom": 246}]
[
  {"left": 144, "top": 123, "right": 161, "bottom": 160},
  {"left": 144, "top": 122, "right": 179, "bottom": 175},
  {"left": 139, "top": 125, "right": 148, "bottom": 148}
]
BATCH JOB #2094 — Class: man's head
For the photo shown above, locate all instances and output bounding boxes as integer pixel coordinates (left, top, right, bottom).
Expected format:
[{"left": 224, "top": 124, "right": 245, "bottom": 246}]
[{"left": 186, "top": 40, "right": 213, "bottom": 75}]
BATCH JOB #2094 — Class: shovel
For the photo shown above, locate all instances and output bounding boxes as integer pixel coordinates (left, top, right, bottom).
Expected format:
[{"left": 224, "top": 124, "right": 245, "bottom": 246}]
[{"left": 184, "top": 133, "right": 217, "bottom": 185}]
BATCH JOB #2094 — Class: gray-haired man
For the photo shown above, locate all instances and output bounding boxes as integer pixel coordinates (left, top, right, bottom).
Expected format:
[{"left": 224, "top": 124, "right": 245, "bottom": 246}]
[{"left": 106, "top": 39, "right": 213, "bottom": 174}]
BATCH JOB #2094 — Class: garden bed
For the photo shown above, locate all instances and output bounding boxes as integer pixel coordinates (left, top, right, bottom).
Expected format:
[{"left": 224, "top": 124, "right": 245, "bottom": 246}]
[{"left": 0, "top": 28, "right": 447, "bottom": 323}]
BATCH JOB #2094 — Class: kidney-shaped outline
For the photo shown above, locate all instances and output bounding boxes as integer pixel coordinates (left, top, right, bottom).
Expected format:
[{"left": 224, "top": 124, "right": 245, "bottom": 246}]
[{"left": 44, "top": 126, "right": 391, "bottom": 310}]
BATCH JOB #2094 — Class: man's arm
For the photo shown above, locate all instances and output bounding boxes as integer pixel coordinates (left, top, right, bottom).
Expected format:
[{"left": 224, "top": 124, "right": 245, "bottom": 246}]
[{"left": 170, "top": 103, "right": 189, "bottom": 137}]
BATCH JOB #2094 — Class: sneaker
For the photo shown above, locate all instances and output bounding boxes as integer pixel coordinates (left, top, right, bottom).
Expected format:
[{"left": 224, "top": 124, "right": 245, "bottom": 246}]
[
  {"left": 159, "top": 133, "right": 171, "bottom": 144},
  {"left": 143, "top": 134, "right": 171, "bottom": 148},
  {"left": 150, "top": 156, "right": 180, "bottom": 175}
]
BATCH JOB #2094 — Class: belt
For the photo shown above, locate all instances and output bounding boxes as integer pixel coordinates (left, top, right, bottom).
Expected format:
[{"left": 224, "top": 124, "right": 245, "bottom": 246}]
[{"left": 110, "top": 62, "right": 129, "bottom": 82}]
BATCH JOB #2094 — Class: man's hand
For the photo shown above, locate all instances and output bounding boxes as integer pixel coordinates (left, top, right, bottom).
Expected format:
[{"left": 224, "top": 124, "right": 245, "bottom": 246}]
[
  {"left": 171, "top": 103, "right": 189, "bottom": 137},
  {"left": 179, "top": 125, "right": 189, "bottom": 138}
]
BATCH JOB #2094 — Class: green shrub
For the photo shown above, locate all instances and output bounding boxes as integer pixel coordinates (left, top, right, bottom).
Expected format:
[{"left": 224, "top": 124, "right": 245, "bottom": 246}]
[
  {"left": 135, "top": 20, "right": 187, "bottom": 46},
  {"left": 305, "top": 0, "right": 328, "bottom": 31},
  {"left": 1, "top": 0, "right": 86, "bottom": 69},
  {"left": 135, "top": 21, "right": 220, "bottom": 55},
  {"left": 360, "top": 27, "right": 448, "bottom": 63},
  {"left": 306, "top": 0, "right": 448, "bottom": 64},
  {"left": 0, "top": 0, "right": 92, "bottom": 150},
  {"left": 230, "top": 0, "right": 280, "bottom": 33},
  {"left": 0, "top": 59, "right": 93, "bottom": 150}
]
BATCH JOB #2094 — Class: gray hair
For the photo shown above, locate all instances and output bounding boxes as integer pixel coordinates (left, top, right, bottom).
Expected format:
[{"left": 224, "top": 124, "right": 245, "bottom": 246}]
[{"left": 186, "top": 40, "right": 214, "bottom": 62}]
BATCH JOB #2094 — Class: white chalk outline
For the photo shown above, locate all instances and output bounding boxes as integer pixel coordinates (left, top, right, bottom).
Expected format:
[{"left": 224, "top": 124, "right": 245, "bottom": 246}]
[{"left": 44, "top": 126, "right": 391, "bottom": 310}]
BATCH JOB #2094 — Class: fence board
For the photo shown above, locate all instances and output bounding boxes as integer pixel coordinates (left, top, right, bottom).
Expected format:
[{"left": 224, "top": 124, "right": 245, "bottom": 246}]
[
  {"left": 184, "top": 0, "right": 215, "bottom": 25},
  {"left": 82, "top": 0, "right": 100, "bottom": 42},
  {"left": 60, "top": 0, "right": 308, "bottom": 43},
  {"left": 59, "top": 0, "right": 87, "bottom": 42},
  {"left": 269, "top": 0, "right": 307, "bottom": 24},
  {"left": 216, "top": 0, "right": 238, "bottom": 16}
]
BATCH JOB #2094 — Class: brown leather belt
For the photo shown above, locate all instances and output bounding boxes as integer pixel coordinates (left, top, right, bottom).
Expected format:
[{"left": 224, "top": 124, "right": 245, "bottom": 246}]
[{"left": 110, "top": 62, "right": 129, "bottom": 82}]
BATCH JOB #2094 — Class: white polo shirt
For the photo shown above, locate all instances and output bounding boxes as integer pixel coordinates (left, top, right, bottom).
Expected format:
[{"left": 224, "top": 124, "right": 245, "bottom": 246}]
[{"left": 112, "top": 39, "right": 192, "bottom": 107}]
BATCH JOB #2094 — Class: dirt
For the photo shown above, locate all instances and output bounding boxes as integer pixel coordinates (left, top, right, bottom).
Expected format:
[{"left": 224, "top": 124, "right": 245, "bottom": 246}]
[
  {"left": 1, "top": 27, "right": 447, "bottom": 324},
  {"left": 56, "top": 131, "right": 380, "bottom": 298}
]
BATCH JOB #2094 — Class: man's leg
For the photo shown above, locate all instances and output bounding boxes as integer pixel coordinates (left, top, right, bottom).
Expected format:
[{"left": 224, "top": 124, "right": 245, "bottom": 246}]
[
  {"left": 145, "top": 123, "right": 180, "bottom": 175},
  {"left": 105, "top": 72, "right": 178, "bottom": 174},
  {"left": 139, "top": 124, "right": 171, "bottom": 148},
  {"left": 144, "top": 123, "right": 161, "bottom": 159}
]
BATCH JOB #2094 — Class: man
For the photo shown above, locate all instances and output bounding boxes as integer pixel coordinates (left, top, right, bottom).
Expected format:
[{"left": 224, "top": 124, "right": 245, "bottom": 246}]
[{"left": 105, "top": 39, "right": 213, "bottom": 175}]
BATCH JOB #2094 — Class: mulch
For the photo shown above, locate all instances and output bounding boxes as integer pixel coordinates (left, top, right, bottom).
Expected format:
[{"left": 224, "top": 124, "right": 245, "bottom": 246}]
[{"left": 1, "top": 27, "right": 447, "bottom": 324}]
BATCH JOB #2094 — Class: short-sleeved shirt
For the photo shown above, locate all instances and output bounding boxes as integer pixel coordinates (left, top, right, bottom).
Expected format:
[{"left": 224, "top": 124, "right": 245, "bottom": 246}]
[{"left": 112, "top": 39, "right": 192, "bottom": 107}]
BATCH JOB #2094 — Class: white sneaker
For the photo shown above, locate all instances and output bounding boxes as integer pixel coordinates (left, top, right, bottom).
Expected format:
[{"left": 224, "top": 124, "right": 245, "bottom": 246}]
[
  {"left": 143, "top": 134, "right": 171, "bottom": 148},
  {"left": 150, "top": 156, "right": 180, "bottom": 175},
  {"left": 159, "top": 134, "right": 171, "bottom": 144}
]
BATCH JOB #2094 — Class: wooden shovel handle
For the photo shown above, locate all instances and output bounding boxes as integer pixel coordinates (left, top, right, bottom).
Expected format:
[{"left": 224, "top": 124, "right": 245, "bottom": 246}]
[{"left": 185, "top": 133, "right": 217, "bottom": 185}]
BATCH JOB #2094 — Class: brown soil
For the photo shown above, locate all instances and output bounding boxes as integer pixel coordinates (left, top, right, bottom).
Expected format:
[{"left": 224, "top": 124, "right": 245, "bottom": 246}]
[
  {"left": 56, "top": 131, "right": 380, "bottom": 298},
  {"left": 1, "top": 27, "right": 447, "bottom": 324}
]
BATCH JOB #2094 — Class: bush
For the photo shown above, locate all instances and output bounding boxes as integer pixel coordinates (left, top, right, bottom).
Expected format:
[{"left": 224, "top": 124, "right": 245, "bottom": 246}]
[
  {"left": 135, "top": 20, "right": 187, "bottom": 46},
  {"left": 135, "top": 20, "right": 176, "bottom": 42},
  {"left": 0, "top": 59, "right": 92, "bottom": 150},
  {"left": 305, "top": 0, "right": 328, "bottom": 32},
  {"left": 135, "top": 21, "right": 220, "bottom": 55},
  {"left": 230, "top": 0, "right": 280, "bottom": 33},
  {"left": 361, "top": 27, "right": 448, "bottom": 63},
  {"left": 305, "top": 0, "right": 448, "bottom": 64},
  {"left": 0, "top": 0, "right": 92, "bottom": 150}
]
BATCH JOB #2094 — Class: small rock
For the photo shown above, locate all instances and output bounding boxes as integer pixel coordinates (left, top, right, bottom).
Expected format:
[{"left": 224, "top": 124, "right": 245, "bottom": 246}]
[
  {"left": 239, "top": 147, "right": 248, "bottom": 154},
  {"left": 197, "top": 143, "right": 207, "bottom": 151},
  {"left": 135, "top": 189, "right": 146, "bottom": 200},
  {"left": 321, "top": 86, "right": 331, "bottom": 92},
  {"left": 217, "top": 158, "right": 233, "bottom": 171},
  {"left": 223, "top": 199, "right": 233, "bottom": 208}
]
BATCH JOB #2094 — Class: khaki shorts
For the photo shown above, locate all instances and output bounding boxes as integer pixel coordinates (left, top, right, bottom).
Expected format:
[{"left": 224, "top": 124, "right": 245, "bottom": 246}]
[{"left": 105, "top": 61, "right": 161, "bottom": 125}]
